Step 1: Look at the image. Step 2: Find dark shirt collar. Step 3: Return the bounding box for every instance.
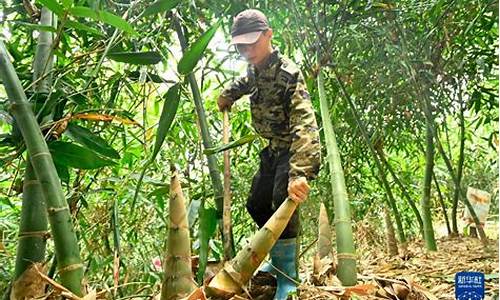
[258,49,280,70]
[251,49,280,77]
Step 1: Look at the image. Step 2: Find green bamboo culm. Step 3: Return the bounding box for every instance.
[32,7,55,95]
[332,69,407,244]
[172,16,230,277]
[421,94,438,251]
[317,66,357,286]
[13,163,47,278]
[172,17,224,215]
[0,40,84,295]
[12,6,54,287]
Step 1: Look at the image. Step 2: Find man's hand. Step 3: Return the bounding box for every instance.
[218,95,233,112]
[288,176,310,203]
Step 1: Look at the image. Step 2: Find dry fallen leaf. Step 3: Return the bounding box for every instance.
[11,263,47,300]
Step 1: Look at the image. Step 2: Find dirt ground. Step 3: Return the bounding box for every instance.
[248,222,499,300]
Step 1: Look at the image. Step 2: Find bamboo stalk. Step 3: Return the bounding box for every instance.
[318,66,357,286]
[433,173,452,235]
[0,40,84,295]
[12,7,54,285]
[332,67,406,244]
[376,146,424,237]
[173,17,224,214]
[172,17,226,279]
[161,166,197,300]
[13,163,47,281]
[451,93,466,235]
[32,7,55,95]
[222,110,234,260]
[206,198,298,298]
[433,131,489,244]
[421,94,438,251]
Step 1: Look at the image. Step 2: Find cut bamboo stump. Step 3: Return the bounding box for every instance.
[206,198,298,298]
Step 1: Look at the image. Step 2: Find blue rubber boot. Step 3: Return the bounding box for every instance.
[270,238,298,300]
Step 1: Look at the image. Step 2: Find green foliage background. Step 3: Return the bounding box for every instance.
[0,0,498,294]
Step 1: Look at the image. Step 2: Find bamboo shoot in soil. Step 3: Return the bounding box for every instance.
[318,203,333,259]
[206,199,298,298]
[160,167,197,300]
[384,207,399,256]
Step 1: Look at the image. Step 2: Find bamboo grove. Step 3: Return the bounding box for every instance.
[0,0,498,298]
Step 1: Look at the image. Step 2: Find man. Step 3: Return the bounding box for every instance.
[218,9,321,300]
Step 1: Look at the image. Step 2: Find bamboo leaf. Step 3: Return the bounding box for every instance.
[35,0,64,16]
[142,0,181,18]
[65,20,104,36]
[197,207,218,283]
[69,6,137,35]
[68,6,98,19]
[71,113,140,126]
[60,0,73,8]
[152,83,181,159]
[204,134,257,155]
[49,141,117,169]
[65,123,120,159]
[54,162,70,184]
[187,198,201,228]
[107,51,162,65]
[148,186,168,211]
[11,21,57,32]
[98,10,137,35]
[130,83,181,210]
[177,20,221,75]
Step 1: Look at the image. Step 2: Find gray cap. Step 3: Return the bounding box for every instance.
[230,9,269,45]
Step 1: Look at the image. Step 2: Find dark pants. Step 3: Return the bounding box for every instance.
[246,147,300,239]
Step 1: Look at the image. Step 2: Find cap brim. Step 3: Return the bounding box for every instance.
[230,31,262,45]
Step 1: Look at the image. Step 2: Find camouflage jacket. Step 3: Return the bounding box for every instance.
[220,50,321,180]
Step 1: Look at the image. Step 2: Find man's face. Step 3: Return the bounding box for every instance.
[236,29,272,66]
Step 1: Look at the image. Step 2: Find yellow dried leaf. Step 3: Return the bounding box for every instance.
[82,289,97,300]
[11,263,47,300]
[72,113,140,126]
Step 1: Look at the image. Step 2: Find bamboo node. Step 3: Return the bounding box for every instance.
[223,262,244,287]
[165,254,191,262]
[9,102,33,112]
[58,263,83,274]
[23,179,40,186]
[18,230,50,239]
[30,151,51,160]
[47,206,69,214]
[333,218,352,224]
[336,253,357,260]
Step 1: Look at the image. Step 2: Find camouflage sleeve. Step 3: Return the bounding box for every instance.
[288,71,321,181]
[220,69,253,103]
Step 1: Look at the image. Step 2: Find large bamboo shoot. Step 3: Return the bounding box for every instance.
[206,199,298,298]
[317,203,332,259]
[161,167,197,300]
